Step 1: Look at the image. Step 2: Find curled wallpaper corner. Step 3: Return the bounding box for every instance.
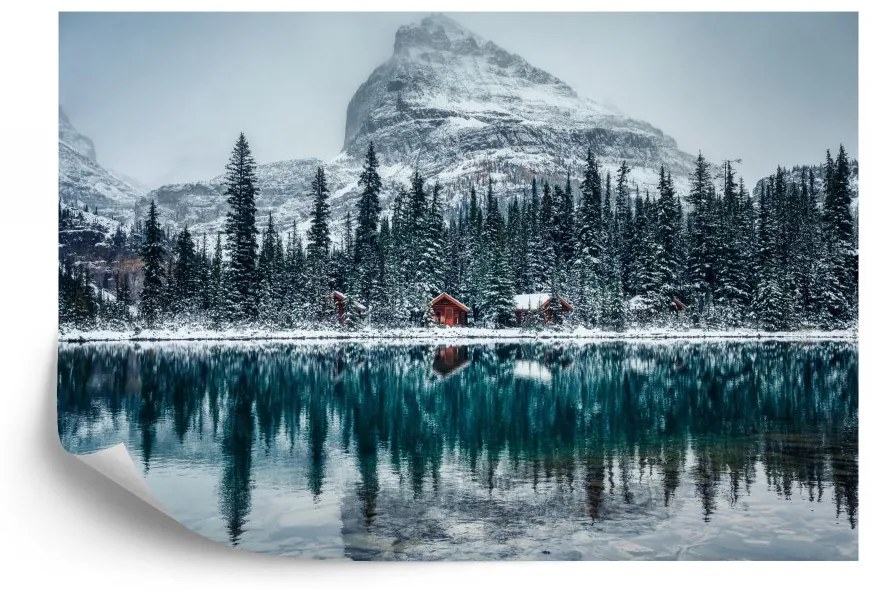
[73,443,167,516]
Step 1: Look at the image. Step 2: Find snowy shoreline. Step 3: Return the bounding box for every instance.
[58,326,858,344]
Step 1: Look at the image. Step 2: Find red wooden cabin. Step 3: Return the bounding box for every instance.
[331,291,366,323]
[429,293,470,326]
[670,296,688,312]
[514,293,574,323]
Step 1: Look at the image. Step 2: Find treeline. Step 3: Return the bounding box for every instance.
[58,133,858,331]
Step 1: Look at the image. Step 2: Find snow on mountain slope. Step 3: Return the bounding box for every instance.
[344,14,694,182]
[59,107,97,162]
[140,14,701,236]
[138,156,327,237]
[58,109,142,223]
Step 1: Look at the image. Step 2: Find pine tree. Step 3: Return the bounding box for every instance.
[554,171,575,266]
[717,162,744,313]
[172,224,198,316]
[820,145,856,325]
[459,186,484,322]
[223,133,260,322]
[140,200,165,326]
[574,148,604,325]
[257,212,281,323]
[420,181,446,294]
[284,221,306,325]
[753,178,788,330]
[655,166,681,305]
[307,167,332,321]
[634,192,661,316]
[210,233,226,324]
[353,143,382,307]
[481,178,515,326]
[539,180,556,274]
[687,152,718,311]
[197,234,211,313]
[600,196,626,331]
[614,161,633,294]
[369,217,395,326]
[733,179,755,311]
[601,171,613,252]
[526,179,548,290]
[407,171,434,320]
[388,185,413,322]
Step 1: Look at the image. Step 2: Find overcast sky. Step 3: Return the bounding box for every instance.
[59,12,858,189]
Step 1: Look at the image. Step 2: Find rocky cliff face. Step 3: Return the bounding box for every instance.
[58,108,141,222]
[78,14,701,237]
[59,107,97,162]
[343,14,694,182]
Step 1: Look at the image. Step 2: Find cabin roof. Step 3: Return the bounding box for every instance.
[514,293,573,311]
[332,290,367,311]
[429,292,471,312]
[514,293,550,310]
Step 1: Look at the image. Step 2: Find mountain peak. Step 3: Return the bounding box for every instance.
[345,13,688,179]
[394,13,484,56]
[146,14,697,238]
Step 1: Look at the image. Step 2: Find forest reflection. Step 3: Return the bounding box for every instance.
[57,341,858,550]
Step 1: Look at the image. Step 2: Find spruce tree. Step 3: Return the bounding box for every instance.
[574,148,604,324]
[257,211,281,323]
[820,145,856,325]
[655,167,681,305]
[172,224,198,316]
[197,234,211,313]
[687,152,718,310]
[420,181,446,294]
[526,179,548,290]
[223,133,260,322]
[407,171,433,319]
[353,143,382,307]
[140,200,165,326]
[459,186,484,322]
[614,161,633,294]
[753,178,788,330]
[716,162,746,313]
[285,222,306,325]
[481,178,515,326]
[555,171,576,266]
[307,167,332,321]
[209,233,225,322]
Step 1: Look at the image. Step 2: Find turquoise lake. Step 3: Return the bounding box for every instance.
[57,340,858,560]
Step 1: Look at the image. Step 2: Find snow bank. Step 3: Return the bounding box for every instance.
[58,325,858,344]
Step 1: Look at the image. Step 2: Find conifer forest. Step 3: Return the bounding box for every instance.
[58,135,858,333]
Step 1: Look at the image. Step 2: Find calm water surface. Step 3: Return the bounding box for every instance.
[57,341,858,560]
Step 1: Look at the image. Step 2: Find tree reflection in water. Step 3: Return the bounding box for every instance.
[57,341,858,555]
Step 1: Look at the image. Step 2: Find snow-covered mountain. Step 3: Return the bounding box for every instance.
[344,14,694,183]
[58,108,142,222]
[90,14,700,236]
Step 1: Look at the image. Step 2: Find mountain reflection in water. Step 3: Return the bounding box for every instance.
[57,341,858,560]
